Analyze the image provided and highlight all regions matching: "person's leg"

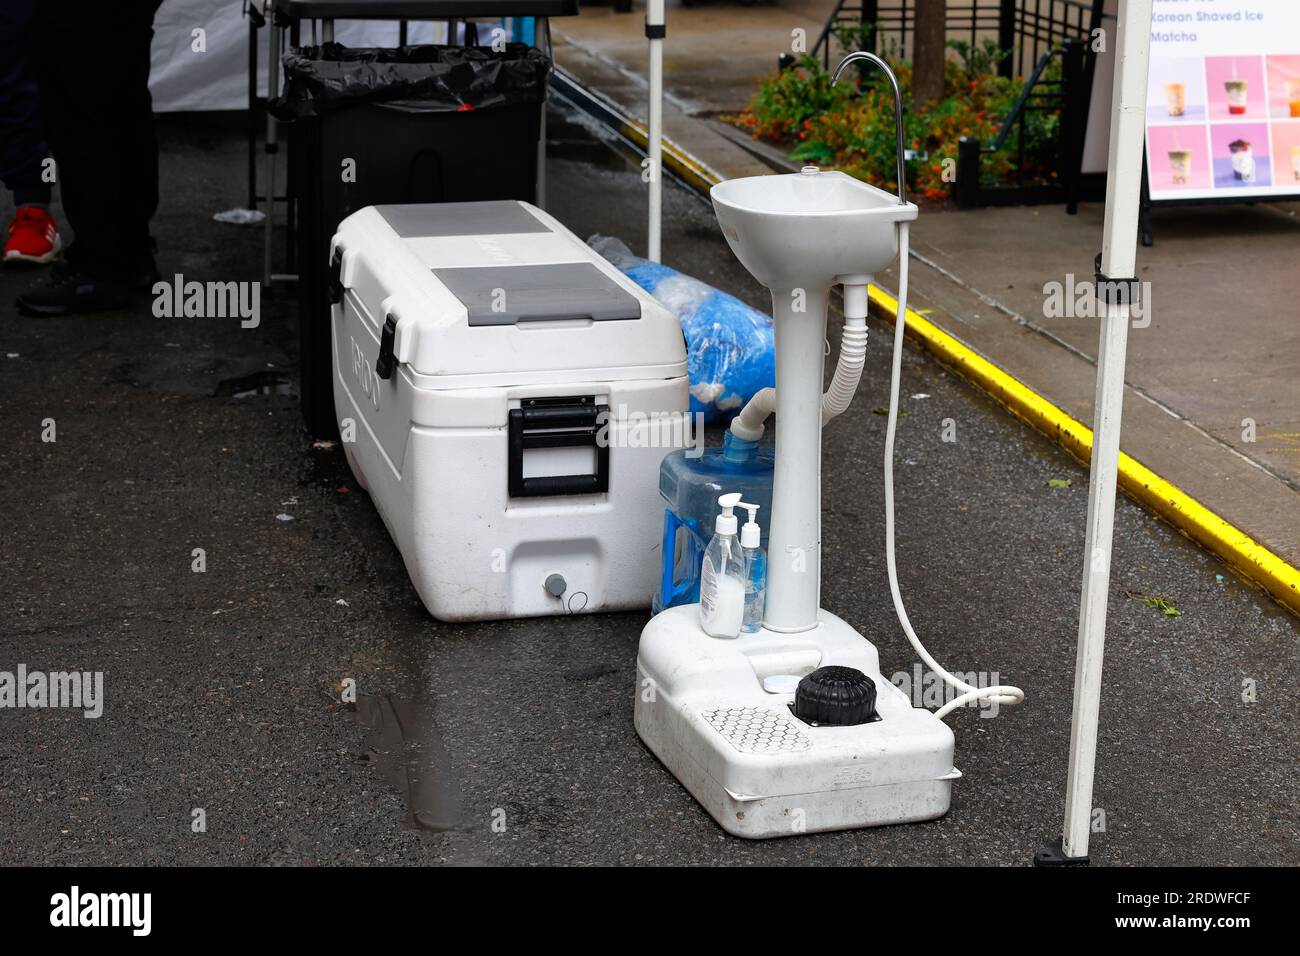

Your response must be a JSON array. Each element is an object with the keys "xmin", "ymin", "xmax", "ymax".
[
  {"xmin": 19, "ymin": 1, "xmax": 161, "ymax": 312},
  {"xmin": 125, "ymin": 2, "xmax": 165, "ymax": 283},
  {"xmin": 0, "ymin": 0, "xmax": 61, "ymax": 265},
  {"xmin": 0, "ymin": 0, "xmax": 49, "ymax": 206},
  {"xmin": 38, "ymin": 1, "xmax": 161, "ymax": 272}
]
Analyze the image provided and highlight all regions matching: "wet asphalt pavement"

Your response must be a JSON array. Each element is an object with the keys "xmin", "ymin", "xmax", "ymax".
[{"xmin": 0, "ymin": 110, "xmax": 1296, "ymax": 867}]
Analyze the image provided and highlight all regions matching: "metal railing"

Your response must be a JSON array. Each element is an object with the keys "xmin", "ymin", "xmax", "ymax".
[
  {"xmin": 814, "ymin": 0, "xmax": 1106, "ymax": 80},
  {"xmin": 812, "ymin": 0, "xmax": 1111, "ymax": 209},
  {"xmin": 953, "ymin": 38, "xmax": 1089, "ymax": 207}
]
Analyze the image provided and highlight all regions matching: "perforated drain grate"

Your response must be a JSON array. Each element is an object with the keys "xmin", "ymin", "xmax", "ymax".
[{"xmin": 701, "ymin": 706, "xmax": 813, "ymax": 755}]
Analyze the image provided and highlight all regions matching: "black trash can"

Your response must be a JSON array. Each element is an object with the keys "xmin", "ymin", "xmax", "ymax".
[{"xmin": 272, "ymin": 42, "xmax": 552, "ymax": 436}]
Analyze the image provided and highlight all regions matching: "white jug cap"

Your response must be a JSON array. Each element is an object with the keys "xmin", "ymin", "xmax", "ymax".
[{"xmin": 762, "ymin": 674, "xmax": 801, "ymax": 695}]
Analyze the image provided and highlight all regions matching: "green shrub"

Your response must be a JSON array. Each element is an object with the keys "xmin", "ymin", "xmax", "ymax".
[
  {"xmin": 733, "ymin": 54, "xmax": 852, "ymax": 144},
  {"xmin": 737, "ymin": 39, "xmax": 1064, "ymax": 200}
]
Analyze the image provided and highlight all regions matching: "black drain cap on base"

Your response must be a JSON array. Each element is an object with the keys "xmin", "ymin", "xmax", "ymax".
[{"xmin": 794, "ymin": 666, "xmax": 878, "ymax": 726}]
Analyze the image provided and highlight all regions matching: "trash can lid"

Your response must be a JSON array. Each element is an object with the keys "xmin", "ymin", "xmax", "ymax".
[{"xmin": 270, "ymin": 42, "xmax": 551, "ymax": 119}]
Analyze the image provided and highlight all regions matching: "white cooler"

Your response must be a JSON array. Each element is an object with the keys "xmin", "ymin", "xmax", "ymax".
[{"xmin": 328, "ymin": 201, "xmax": 690, "ymax": 621}]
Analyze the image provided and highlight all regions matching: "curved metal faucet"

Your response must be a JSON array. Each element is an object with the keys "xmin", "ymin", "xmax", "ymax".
[{"xmin": 831, "ymin": 51, "xmax": 907, "ymax": 206}]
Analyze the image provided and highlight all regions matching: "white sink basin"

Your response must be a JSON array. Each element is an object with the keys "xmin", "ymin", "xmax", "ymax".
[{"xmin": 711, "ymin": 168, "xmax": 917, "ymax": 291}]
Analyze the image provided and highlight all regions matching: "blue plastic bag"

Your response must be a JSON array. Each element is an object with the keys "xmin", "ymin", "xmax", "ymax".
[{"xmin": 589, "ymin": 236, "xmax": 774, "ymax": 422}]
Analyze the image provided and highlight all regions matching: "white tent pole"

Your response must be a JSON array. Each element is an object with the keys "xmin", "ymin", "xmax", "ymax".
[
  {"xmin": 646, "ymin": 0, "xmax": 665, "ymax": 262},
  {"xmin": 1060, "ymin": 0, "xmax": 1153, "ymax": 861}
]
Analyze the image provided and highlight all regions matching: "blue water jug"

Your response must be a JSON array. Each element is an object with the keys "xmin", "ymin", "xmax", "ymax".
[{"xmin": 654, "ymin": 431, "xmax": 775, "ymax": 614}]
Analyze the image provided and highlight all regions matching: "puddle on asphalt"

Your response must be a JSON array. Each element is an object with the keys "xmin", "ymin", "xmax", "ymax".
[
  {"xmin": 213, "ymin": 369, "xmax": 296, "ymax": 399},
  {"xmin": 354, "ymin": 693, "xmax": 464, "ymax": 833}
]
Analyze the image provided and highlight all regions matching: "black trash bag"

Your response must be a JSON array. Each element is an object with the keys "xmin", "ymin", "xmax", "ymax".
[{"xmin": 269, "ymin": 42, "xmax": 551, "ymax": 119}]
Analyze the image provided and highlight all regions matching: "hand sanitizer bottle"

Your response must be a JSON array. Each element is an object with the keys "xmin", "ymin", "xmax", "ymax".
[
  {"xmin": 699, "ymin": 492, "xmax": 746, "ymax": 638},
  {"xmin": 738, "ymin": 502, "xmax": 767, "ymax": 633}
]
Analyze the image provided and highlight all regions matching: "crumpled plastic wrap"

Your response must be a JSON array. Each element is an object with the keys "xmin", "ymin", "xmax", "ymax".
[
  {"xmin": 269, "ymin": 42, "xmax": 551, "ymax": 119},
  {"xmin": 589, "ymin": 235, "xmax": 775, "ymax": 422}
]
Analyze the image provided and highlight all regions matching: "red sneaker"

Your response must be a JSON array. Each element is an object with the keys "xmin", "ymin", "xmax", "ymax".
[{"xmin": 4, "ymin": 206, "xmax": 62, "ymax": 266}]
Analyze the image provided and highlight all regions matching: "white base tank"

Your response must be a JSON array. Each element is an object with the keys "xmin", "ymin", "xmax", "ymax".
[{"xmin": 635, "ymin": 605, "xmax": 958, "ymax": 838}]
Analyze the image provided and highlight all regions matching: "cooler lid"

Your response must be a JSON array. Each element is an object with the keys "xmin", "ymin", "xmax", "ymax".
[
  {"xmin": 432, "ymin": 263, "xmax": 641, "ymax": 326},
  {"xmin": 331, "ymin": 201, "xmax": 688, "ymax": 385}
]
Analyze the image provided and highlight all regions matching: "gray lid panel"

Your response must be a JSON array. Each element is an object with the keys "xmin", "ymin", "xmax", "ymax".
[
  {"xmin": 433, "ymin": 263, "xmax": 642, "ymax": 326},
  {"xmin": 375, "ymin": 201, "xmax": 549, "ymax": 238}
]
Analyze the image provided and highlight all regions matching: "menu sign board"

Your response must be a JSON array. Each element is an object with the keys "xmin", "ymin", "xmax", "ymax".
[{"xmin": 1146, "ymin": 0, "xmax": 1300, "ymax": 201}]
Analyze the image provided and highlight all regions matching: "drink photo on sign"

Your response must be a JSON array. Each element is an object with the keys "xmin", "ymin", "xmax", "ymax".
[
  {"xmin": 1147, "ymin": 56, "xmax": 1206, "ymax": 123},
  {"xmin": 1265, "ymin": 55, "xmax": 1300, "ymax": 118},
  {"xmin": 1211, "ymin": 123, "xmax": 1273, "ymax": 189},
  {"xmin": 1204, "ymin": 55, "xmax": 1266, "ymax": 121},
  {"xmin": 1147, "ymin": 124, "xmax": 1211, "ymax": 191},
  {"xmin": 1268, "ymin": 122, "xmax": 1300, "ymax": 184}
]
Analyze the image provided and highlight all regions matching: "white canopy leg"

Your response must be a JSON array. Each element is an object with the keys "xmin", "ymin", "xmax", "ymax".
[
  {"xmin": 1053, "ymin": 0, "xmax": 1154, "ymax": 864},
  {"xmin": 646, "ymin": 0, "xmax": 665, "ymax": 262}
]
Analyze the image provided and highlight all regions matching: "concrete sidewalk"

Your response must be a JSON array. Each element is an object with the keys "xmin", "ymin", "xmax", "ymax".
[
  {"xmin": 551, "ymin": 1, "xmax": 834, "ymax": 181},
  {"xmin": 553, "ymin": 1, "xmax": 1300, "ymax": 589}
]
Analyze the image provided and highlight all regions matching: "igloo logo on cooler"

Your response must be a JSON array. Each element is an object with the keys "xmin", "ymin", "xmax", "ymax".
[{"xmin": 351, "ymin": 336, "xmax": 382, "ymax": 411}]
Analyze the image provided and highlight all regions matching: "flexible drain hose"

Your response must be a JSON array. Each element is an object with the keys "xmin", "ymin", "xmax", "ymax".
[
  {"xmin": 822, "ymin": 315, "xmax": 868, "ymax": 425},
  {"xmin": 884, "ymin": 222, "xmax": 1025, "ymax": 720},
  {"xmin": 732, "ymin": 306, "xmax": 868, "ymax": 442}
]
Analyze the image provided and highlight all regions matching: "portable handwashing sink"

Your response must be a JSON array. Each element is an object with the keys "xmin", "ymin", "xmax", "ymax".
[
  {"xmin": 711, "ymin": 167, "xmax": 916, "ymax": 290},
  {"xmin": 329, "ymin": 200, "xmax": 690, "ymax": 621},
  {"xmin": 635, "ymin": 52, "xmax": 1020, "ymax": 838},
  {"xmin": 635, "ymin": 159, "xmax": 949, "ymax": 836}
]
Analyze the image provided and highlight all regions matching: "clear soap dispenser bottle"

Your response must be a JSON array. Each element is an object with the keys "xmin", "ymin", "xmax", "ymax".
[
  {"xmin": 738, "ymin": 502, "xmax": 767, "ymax": 633},
  {"xmin": 699, "ymin": 492, "xmax": 746, "ymax": 638}
]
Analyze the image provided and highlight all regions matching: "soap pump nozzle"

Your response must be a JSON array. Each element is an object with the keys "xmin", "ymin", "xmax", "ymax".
[
  {"xmin": 715, "ymin": 492, "xmax": 742, "ymax": 535},
  {"xmin": 739, "ymin": 502, "xmax": 761, "ymax": 549}
]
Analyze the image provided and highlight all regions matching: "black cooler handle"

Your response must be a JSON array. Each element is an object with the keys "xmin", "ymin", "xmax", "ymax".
[{"xmin": 508, "ymin": 397, "xmax": 610, "ymax": 498}]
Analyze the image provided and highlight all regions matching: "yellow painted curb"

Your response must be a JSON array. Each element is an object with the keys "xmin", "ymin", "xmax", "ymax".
[
  {"xmin": 615, "ymin": 118, "xmax": 722, "ymax": 196},
  {"xmin": 866, "ymin": 284, "xmax": 1300, "ymax": 615}
]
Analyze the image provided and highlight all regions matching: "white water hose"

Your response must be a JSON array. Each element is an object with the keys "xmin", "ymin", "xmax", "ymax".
[
  {"xmin": 885, "ymin": 222, "xmax": 1025, "ymax": 720},
  {"xmin": 729, "ymin": 387, "xmax": 775, "ymax": 441}
]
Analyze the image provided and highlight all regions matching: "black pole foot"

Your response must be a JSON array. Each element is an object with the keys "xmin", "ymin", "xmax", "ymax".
[{"xmin": 1034, "ymin": 838, "xmax": 1090, "ymax": 867}]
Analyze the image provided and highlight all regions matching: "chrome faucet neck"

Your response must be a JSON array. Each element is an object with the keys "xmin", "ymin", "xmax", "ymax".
[{"xmin": 831, "ymin": 51, "xmax": 907, "ymax": 207}]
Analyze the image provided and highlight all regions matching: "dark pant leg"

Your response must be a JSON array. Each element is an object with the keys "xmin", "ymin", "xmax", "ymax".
[
  {"xmin": 32, "ymin": 1, "xmax": 163, "ymax": 274},
  {"xmin": 0, "ymin": 0, "xmax": 51, "ymax": 207}
]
